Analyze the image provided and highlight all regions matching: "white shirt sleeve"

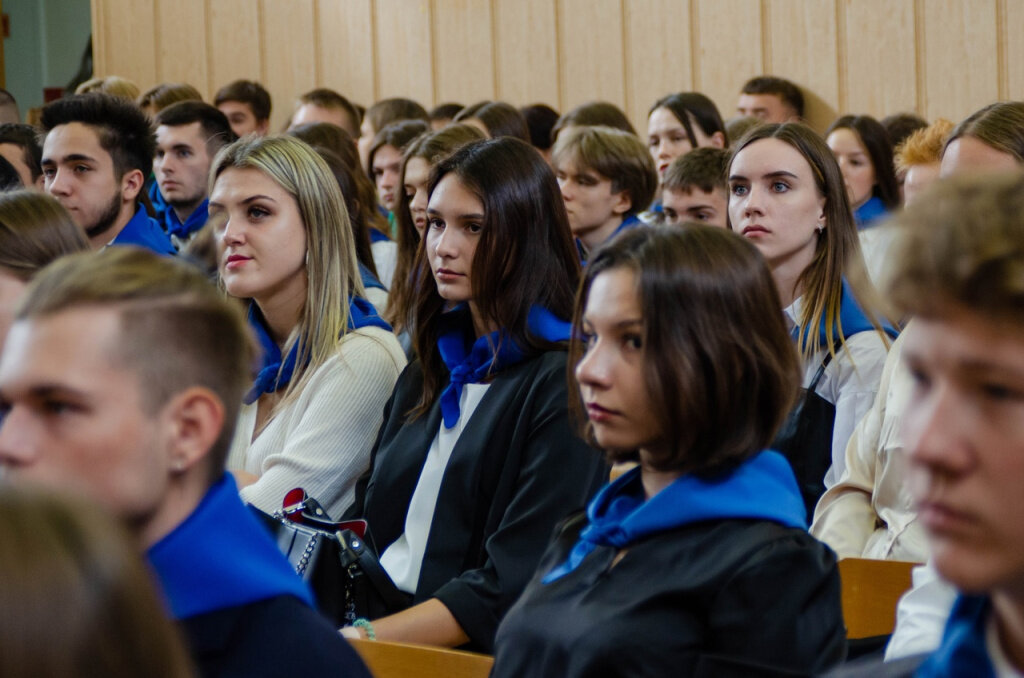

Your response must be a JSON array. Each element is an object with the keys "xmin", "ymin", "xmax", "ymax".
[{"xmin": 885, "ymin": 561, "xmax": 958, "ymax": 661}]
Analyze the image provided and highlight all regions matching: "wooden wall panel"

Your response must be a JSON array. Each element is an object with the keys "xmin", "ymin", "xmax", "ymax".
[
  {"xmin": 94, "ymin": 0, "xmax": 157, "ymax": 89},
  {"xmin": 208, "ymin": 0, "xmax": 263, "ymax": 104},
  {"xmin": 374, "ymin": 0, "xmax": 433, "ymax": 103},
  {"xmin": 623, "ymin": 0, "xmax": 692, "ymax": 136},
  {"xmin": 920, "ymin": 0, "xmax": 999, "ymax": 124},
  {"xmin": 317, "ymin": 0, "xmax": 376, "ymax": 109},
  {"xmin": 493, "ymin": 0, "xmax": 559, "ymax": 109},
  {"xmin": 693, "ymin": 0, "xmax": 762, "ymax": 125},
  {"xmin": 260, "ymin": 0, "xmax": 316, "ymax": 131},
  {"xmin": 432, "ymin": 0, "xmax": 495, "ymax": 106},
  {"xmin": 842, "ymin": 0, "xmax": 917, "ymax": 117},
  {"xmin": 765, "ymin": 0, "xmax": 839, "ymax": 133},
  {"xmin": 1000, "ymin": 0, "xmax": 1024, "ymax": 101},
  {"xmin": 558, "ymin": 0, "xmax": 626, "ymax": 112},
  {"xmin": 155, "ymin": 0, "xmax": 209, "ymax": 94}
]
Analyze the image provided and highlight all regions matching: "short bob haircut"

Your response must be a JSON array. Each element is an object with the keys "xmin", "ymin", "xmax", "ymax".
[
  {"xmin": 0, "ymin": 487, "xmax": 195, "ymax": 678},
  {"xmin": 571, "ymin": 224, "xmax": 800, "ymax": 475},
  {"xmin": 386, "ymin": 124, "xmax": 486, "ymax": 331},
  {"xmin": 551, "ymin": 125, "xmax": 658, "ymax": 218},
  {"xmin": 412, "ymin": 137, "xmax": 580, "ymax": 415},
  {"xmin": 729, "ymin": 123, "xmax": 885, "ymax": 362},
  {"xmin": 649, "ymin": 92, "xmax": 729, "ymax": 150},
  {"xmin": 943, "ymin": 101, "xmax": 1024, "ymax": 163},
  {"xmin": 887, "ymin": 171, "xmax": 1024, "ymax": 327},
  {"xmin": 826, "ymin": 114, "xmax": 900, "ymax": 210},
  {"xmin": 0, "ymin": 190, "xmax": 89, "ymax": 280},
  {"xmin": 210, "ymin": 135, "xmax": 365, "ymax": 416},
  {"xmin": 550, "ymin": 101, "xmax": 636, "ymax": 144}
]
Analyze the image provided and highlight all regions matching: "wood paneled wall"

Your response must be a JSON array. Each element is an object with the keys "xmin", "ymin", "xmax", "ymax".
[{"xmin": 92, "ymin": 0, "xmax": 1023, "ymax": 134}]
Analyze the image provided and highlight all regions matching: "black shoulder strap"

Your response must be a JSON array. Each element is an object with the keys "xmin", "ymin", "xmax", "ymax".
[{"xmin": 808, "ymin": 352, "xmax": 834, "ymax": 391}]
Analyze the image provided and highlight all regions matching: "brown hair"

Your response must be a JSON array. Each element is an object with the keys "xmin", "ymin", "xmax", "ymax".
[
  {"xmin": 213, "ymin": 79, "xmax": 272, "ymax": 122},
  {"xmin": 550, "ymin": 101, "xmax": 636, "ymax": 144},
  {"xmin": 16, "ymin": 247, "xmax": 253, "ymax": 478},
  {"xmin": 295, "ymin": 88, "xmax": 360, "ymax": 135},
  {"xmin": 385, "ymin": 124, "xmax": 486, "ymax": 332},
  {"xmin": 0, "ymin": 190, "xmax": 89, "ymax": 280},
  {"xmin": 367, "ymin": 119, "xmax": 431, "ymax": 182},
  {"xmin": 364, "ymin": 97, "xmax": 428, "ymax": 136},
  {"xmin": 886, "ymin": 171, "xmax": 1024, "ymax": 326},
  {"xmin": 572, "ymin": 225, "xmax": 799, "ymax": 475},
  {"xmin": 944, "ymin": 101, "xmax": 1024, "ymax": 162},
  {"xmin": 136, "ymin": 82, "xmax": 203, "ymax": 115},
  {"xmin": 0, "ymin": 487, "xmax": 195, "ymax": 678},
  {"xmin": 662, "ymin": 146, "xmax": 729, "ymax": 195}
]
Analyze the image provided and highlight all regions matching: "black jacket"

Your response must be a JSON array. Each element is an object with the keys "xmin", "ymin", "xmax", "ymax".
[{"xmin": 348, "ymin": 350, "xmax": 608, "ymax": 651}]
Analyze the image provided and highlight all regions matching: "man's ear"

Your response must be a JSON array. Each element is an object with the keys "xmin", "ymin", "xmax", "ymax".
[
  {"xmin": 709, "ymin": 131, "xmax": 727, "ymax": 149},
  {"xmin": 256, "ymin": 119, "xmax": 270, "ymax": 136},
  {"xmin": 611, "ymin": 190, "xmax": 632, "ymax": 217},
  {"xmin": 120, "ymin": 168, "xmax": 145, "ymax": 203},
  {"xmin": 163, "ymin": 387, "xmax": 225, "ymax": 475}
]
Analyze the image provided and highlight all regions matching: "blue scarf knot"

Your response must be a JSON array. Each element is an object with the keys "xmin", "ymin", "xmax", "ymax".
[
  {"xmin": 244, "ymin": 296, "xmax": 392, "ymax": 404},
  {"xmin": 543, "ymin": 450, "xmax": 807, "ymax": 583},
  {"xmin": 916, "ymin": 595, "xmax": 996, "ymax": 678},
  {"xmin": 163, "ymin": 198, "xmax": 208, "ymax": 240},
  {"xmin": 437, "ymin": 304, "xmax": 571, "ymax": 429}
]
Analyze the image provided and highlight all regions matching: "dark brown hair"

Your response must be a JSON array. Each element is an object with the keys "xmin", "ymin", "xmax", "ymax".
[
  {"xmin": 826, "ymin": 114, "xmax": 900, "ymax": 210},
  {"xmin": 214, "ymin": 79, "xmax": 272, "ymax": 121},
  {"xmin": 310, "ymin": 145, "xmax": 378, "ymax": 279},
  {"xmin": 572, "ymin": 225, "xmax": 799, "ymax": 475},
  {"xmin": 365, "ymin": 97, "xmax": 428, "ymax": 136},
  {"xmin": 551, "ymin": 101, "xmax": 636, "ymax": 144},
  {"xmin": 464, "ymin": 101, "xmax": 530, "ymax": 142},
  {"xmin": 649, "ymin": 92, "xmax": 729, "ymax": 150},
  {"xmin": 411, "ymin": 137, "xmax": 580, "ymax": 416},
  {"xmin": 367, "ymin": 119, "xmax": 431, "ymax": 183},
  {"xmin": 741, "ymin": 76, "xmax": 805, "ymax": 119}
]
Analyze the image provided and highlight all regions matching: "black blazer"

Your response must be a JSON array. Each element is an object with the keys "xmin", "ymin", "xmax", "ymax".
[{"xmin": 348, "ymin": 350, "xmax": 607, "ymax": 651}]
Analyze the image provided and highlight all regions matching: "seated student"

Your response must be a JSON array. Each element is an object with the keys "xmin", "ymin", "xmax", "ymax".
[
  {"xmin": 212, "ymin": 136, "xmax": 406, "ymax": 519},
  {"xmin": 0, "ymin": 248, "xmax": 370, "ymax": 678},
  {"xmin": 551, "ymin": 125, "xmax": 658, "ymax": 259},
  {"xmin": 828, "ymin": 171, "xmax": 1024, "ymax": 678},
  {"xmin": 826, "ymin": 115, "xmax": 900, "ymax": 228},
  {"xmin": 728, "ymin": 123, "xmax": 895, "ymax": 517},
  {"xmin": 153, "ymin": 101, "xmax": 236, "ymax": 249},
  {"xmin": 0, "ymin": 123, "xmax": 44, "ymax": 190},
  {"xmin": 39, "ymin": 93, "xmax": 176, "ymax": 255},
  {"xmin": 340, "ymin": 137, "xmax": 608, "ymax": 650},
  {"xmin": 736, "ymin": 75, "xmax": 804, "ymax": 123},
  {"xmin": 357, "ymin": 97, "xmax": 428, "ymax": 171},
  {"xmin": 491, "ymin": 225, "xmax": 846, "ymax": 677},
  {"xmin": 428, "ymin": 102, "xmax": 463, "ymax": 130},
  {"xmin": 660, "ymin": 147, "xmax": 729, "ymax": 228},
  {"xmin": 0, "ymin": 190, "xmax": 89, "ymax": 351},
  {"xmin": 896, "ymin": 118, "xmax": 954, "ymax": 207},
  {"xmin": 214, "ymin": 79, "xmax": 272, "ymax": 138},
  {"xmin": 0, "ymin": 487, "xmax": 196, "ymax": 678},
  {"xmin": 288, "ymin": 88, "xmax": 361, "ymax": 138},
  {"xmin": 647, "ymin": 92, "xmax": 728, "ymax": 182},
  {"xmin": 385, "ymin": 124, "xmax": 486, "ymax": 346}
]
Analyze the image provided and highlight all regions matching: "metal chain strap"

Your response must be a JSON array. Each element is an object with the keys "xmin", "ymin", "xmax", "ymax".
[{"xmin": 294, "ymin": 532, "xmax": 319, "ymax": 575}]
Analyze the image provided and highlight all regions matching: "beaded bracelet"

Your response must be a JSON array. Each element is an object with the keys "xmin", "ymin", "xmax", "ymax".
[{"xmin": 352, "ymin": 617, "xmax": 376, "ymax": 640}]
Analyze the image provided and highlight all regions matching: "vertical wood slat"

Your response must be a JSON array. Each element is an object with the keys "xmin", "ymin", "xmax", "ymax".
[
  {"xmin": 432, "ymin": 0, "xmax": 495, "ymax": 106},
  {"xmin": 207, "ymin": 0, "xmax": 263, "ymax": 105},
  {"xmin": 557, "ymin": 0, "xmax": 626, "ymax": 113},
  {"xmin": 374, "ymin": 0, "xmax": 433, "ymax": 103},
  {"xmin": 260, "ymin": 0, "xmax": 317, "ymax": 131},
  {"xmin": 96, "ymin": 0, "xmax": 158, "ymax": 90},
  {"xmin": 842, "ymin": 0, "xmax": 917, "ymax": 117},
  {"xmin": 693, "ymin": 0, "xmax": 763, "ymax": 127},
  {"xmin": 623, "ymin": 0, "xmax": 693, "ymax": 136},
  {"xmin": 1005, "ymin": 0, "xmax": 1024, "ymax": 100},
  {"xmin": 155, "ymin": 0, "xmax": 209, "ymax": 95},
  {"xmin": 493, "ymin": 0, "xmax": 559, "ymax": 110},
  {"xmin": 765, "ymin": 0, "xmax": 839, "ymax": 133},
  {"xmin": 317, "ymin": 0, "xmax": 376, "ymax": 109}
]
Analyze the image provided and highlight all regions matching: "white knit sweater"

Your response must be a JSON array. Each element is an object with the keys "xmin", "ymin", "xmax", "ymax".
[{"xmin": 228, "ymin": 326, "xmax": 406, "ymax": 518}]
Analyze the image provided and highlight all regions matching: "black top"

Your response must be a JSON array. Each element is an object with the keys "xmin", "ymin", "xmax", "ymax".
[
  {"xmin": 491, "ymin": 513, "xmax": 847, "ymax": 677},
  {"xmin": 181, "ymin": 594, "xmax": 371, "ymax": 678},
  {"xmin": 348, "ymin": 350, "xmax": 608, "ymax": 651}
]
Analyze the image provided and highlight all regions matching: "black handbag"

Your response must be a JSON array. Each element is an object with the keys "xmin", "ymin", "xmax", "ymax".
[{"xmin": 250, "ymin": 488, "xmax": 407, "ymax": 626}]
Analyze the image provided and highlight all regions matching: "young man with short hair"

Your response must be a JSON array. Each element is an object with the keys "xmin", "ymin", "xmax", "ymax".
[
  {"xmin": 0, "ymin": 247, "xmax": 370, "ymax": 678},
  {"xmin": 39, "ymin": 93, "xmax": 176, "ymax": 254},
  {"xmin": 551, "ymin": 125, "xmax": 657, "ymax": 258},
  {"xmin": 154, "ymin": 101, "xmax": 236, "ymax": 248},
  {"xmin": 214, "ymin": 79, "xmax": 272, "ymax": 138},
  {"xmin": 736, "ymin": 75, "xmax": 804, "ymax": 123},
  {"xmin": 660, "ymin": 147, "xmax": 729, "ymax": 228},
  {"xmin": 289, "ymin": 88, "xmax": 361, "ymax": 138}
]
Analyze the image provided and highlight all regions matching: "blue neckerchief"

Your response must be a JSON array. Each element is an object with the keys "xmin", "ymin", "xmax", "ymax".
[
  {"xmin": 794, "ymin": 279, "xmax": 899, "ymax": 351},
  {"xmin": 576, "ymin": 214, "xmax": 645, "ymax": 266},
  {"xmin": 369, "ymin": 227, "xmax": 391, "ymax": 244},
  {"xmin": 163, "ymin": 198, "xmax": 208, "ymax": 240},
  {"xmin": 111, "ymin": 207, "xmax": 178, "ymax": 256},
  {"xmin": 244, "ymin": 296, "xmax": 392, "ymax": 404},
  {"xmin": 854, "ymin": 195, "xmax": 888, "ymax": 230},
  {"xmin": 543, "ymin": 450, "xmax": 806, "ymax": 583},
  {"xmin": 147, "ymin": 474, "xmax": 314, "ymax": 619},
  {"xmin": 916, "ymin": 595, "xmax": 996, "ymax": 678},
  {"xmin": 359, "ymin": 262, "xmax": 387, "ymax": 292},
  {"xmin": 148, "ymin": 176, "xmax": 168, "ymax": 222},
  {"xmin": 437, "ymin": 304, "xmax": 570, "ymax": 428}
]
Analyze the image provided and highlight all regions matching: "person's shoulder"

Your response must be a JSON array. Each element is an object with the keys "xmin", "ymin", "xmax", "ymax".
[{"xmin": 184, "ymin": 595, "xmax": 372, "ymax": 677}]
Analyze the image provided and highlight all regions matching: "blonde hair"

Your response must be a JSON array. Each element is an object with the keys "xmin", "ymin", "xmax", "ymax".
[
  {"xmin": 895, "ymin": 118, "xmax": 954, "ymax": 173},
  {"xmin": 74, "ymin": 76, "xmax": 141, "ymax": 102},
  {"xmin": 211, "ymin": 135, "xmax": 365, "ymax": 413}
]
